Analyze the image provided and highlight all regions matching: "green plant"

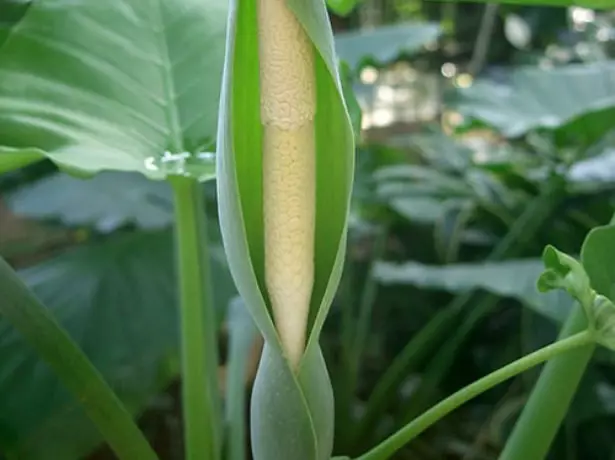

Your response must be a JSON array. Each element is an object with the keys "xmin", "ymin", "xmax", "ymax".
[{"xmin": 3, "ymin": 1, "xmax": 615, "ymax": 460}]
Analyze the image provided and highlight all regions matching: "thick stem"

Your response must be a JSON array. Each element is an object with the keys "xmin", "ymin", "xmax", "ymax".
[
  {"xmin": 499, "ymin": 306, "xmax": 595, "ymax": 460},
  {"xmin": 356, "ymin": 330, "xmax": 594, "ymax": 460},
  {"xmin": 171, "ymin": 176, "xmax": 221, "ymax": 460}
]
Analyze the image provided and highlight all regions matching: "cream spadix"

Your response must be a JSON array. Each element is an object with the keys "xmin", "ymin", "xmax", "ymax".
[{"xmin": 258, "ymin": 0, "xmax": 316, "ymax": 368}]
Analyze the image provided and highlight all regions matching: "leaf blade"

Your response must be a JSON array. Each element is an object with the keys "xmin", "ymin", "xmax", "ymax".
[
  {"xmin": 0, "ymin": 255, "xmax": 157, "ymax": 460},
  {"xmin": 0, "ymin": 0, "xmax": 226, "ymax": 178}
]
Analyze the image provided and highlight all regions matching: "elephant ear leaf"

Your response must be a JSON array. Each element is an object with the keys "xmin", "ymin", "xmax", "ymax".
[
  {"xmin": 215, "ymin": 0, "xmax": 354, "ymax": 459},
  {"xmin": 0, "ymin": 0, "xmax": 226, "ymax": 179}
]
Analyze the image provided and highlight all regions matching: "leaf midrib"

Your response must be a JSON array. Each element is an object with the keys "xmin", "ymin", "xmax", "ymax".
[{"xmin": 149, "ymin": 0, "xmax": 184, "ymax": 153}]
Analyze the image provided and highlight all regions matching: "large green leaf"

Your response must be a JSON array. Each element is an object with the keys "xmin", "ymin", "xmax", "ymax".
[
  {"xmin": 452, "ymin": 61, "xmax": 615, "ymax": 140},
  {"xmin": 0, "ymin": 230, "xmax": 235, "ymax": 459},
  {"xmin": 216, "ymin": 0, "xmax": 354, "ymax": 458},
  {"xmin": 0, "ymin": 0, "xmax": 226, "ymax": 178},
  {"xmin": 334, "ymin": 22, "xmax": 441, "ymax": 71},
  {"xmin": 374, "ymin": 259, "xmax": 573, "ymax": 322},
  {"xmin": 6, "ymin": 171, "xmax": 175, "ymax": 232}
]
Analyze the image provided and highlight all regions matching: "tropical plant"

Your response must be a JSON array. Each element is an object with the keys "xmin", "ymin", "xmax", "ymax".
[{"xmin": 2, "ymin": 1, "xmax": 615, "ymax": 460}]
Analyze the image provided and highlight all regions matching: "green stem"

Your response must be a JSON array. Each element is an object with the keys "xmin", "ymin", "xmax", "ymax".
[
  {"xmin": 499, "ymin": 306, "xmax": 595, "ymax": 460},
  {"xmin": 398, "ymin": 294, "xmax": 498, "ymax": 422},
  {"xmin": 336, "ymin": 227, "xmax": 388, "ymax": 449},
  {"xmin": 354, "ymin": 182, "xmax": 563, "ymax": 448},
  {"xmin": 0, "ymin": 257, "xmax": 158, "ymax": 460},
  {"xmin": 467, "ymin": 3, "xmax": 499, "ymax": 77},
  {"xmin": 171, "ymin": 176, "xmax": 221, "ymax": 460},
  {"xmin": 352, "ymin": 300, "xmax": 461, "ymax": 445},
  {"xmin": 350, "ymin": 225, "xmax": 389, "ymax": 390},
  {"xmin": 356, "ymin": 330, "xmax": 594, "ymax": 460}
]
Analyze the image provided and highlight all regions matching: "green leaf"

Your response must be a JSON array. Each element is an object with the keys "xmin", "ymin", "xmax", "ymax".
[
  {"xmin": 216, "ymin": 1, "xmax": 354, "ymax": 458},
  {"xmin": 326, "ymin": 0, "xmax": 361, "ymax": 16},
  {"xmin": 334, "ymin": 22, "xmax": 441, "ymax": 71},
  {"xmin": 0, "ymin": 230, "xmax": 235, "ymax": 458},
  {"xmin": 0, "ymin": 236, "xmax": 166, "ymax": 460},
  {"xmin": 0, "ymin": 146, "xmax": 45, "ymax": 173},
  {"xmin": 537, "ymin": 239, "xmax": 615, "ymax": 350},
  {"xmin": 453, "ymin": 62, "xmax": 615, "ymax": 141},
  {"xmin": 538, "ymin": 246, "xmax": 592, "ymax": 305},
  {"xmin": 567, "ymin": 145, "xmax": 615, "ymax": 192},
  {"xmin": 6, "ymin": 171, "xmax": 174, "ymax": 232},
  {"xmin": 428, "ymin": 0, "xmax": 615, "ymax": 10},
  {"xmin": 581, "ymin": 225, "xmax": 615, "ymax": 349},
  {"xmin": 0, "ymin": 0, "xmax": 226, "ymax": 179},
  {"xmin": 581, "ymin": 225, "xmax": 615, "ymax": 302},
  {"xmin": 374, "ymin": 259, "xmax": 573, "ymax": 322}
]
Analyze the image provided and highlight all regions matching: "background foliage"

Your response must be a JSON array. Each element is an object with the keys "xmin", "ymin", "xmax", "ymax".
[{"xmin": 2, "ymin": 0, "xmax": 615, "ymax": 459}]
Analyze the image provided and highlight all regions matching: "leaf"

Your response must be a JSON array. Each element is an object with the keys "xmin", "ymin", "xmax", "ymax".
[
  {"xmin": 406, "ymin": 131, "xmax": 473, "ymax": 173},
  {"xmin": 0, "ymin": 146, "xmax": 45, "ymax": 173},
  {"xmin": 538, "ymin": 246, "xmax": 592, "ymax": 305},
  {"xmin": 0, "ymin": 0, "xmax": 226, "ymax": 179},
  {"xmin": 537, "ymin": 239, "xmax": 615, "ymax": 350},
  {"xmin": 0, "ymin": 229, "xmax": 235, "ymax": 458},
  {"xmin": 6, "ymin": 171, "xmax": 175, "ymax": 232},
  {"xmin": 334, "ymin": 22, "xmax": 441, "ymax": 71},
  {"xmin": 566, "ymin": 141, "xmax": 615, "ymax": 190},
  {"xmin": 326, "ymin": 0, "xmax": 361, "ymax": 16},
  {"xmin": 387, "ymin": 196, "xmax": 451, "ymax": 224},
  {"xmin": 428, "ymin": 0, "xmax": 615, "ymax": 11},
  {"xmin": 374, "ymin": 259, "xmax": 573, "ymax": 322},
  {"xmin": 581, "ymin": 225, "xmax": 615, "ymax": 349},
  {"xmin": 216, "ymin": 1, "xmax": 354, "ymax": 458},
  {"xmin": 374, "ymin": 164, "xmax": 472, "ymax": 197},
  {"xmin": 581, "ymin": 225, "xmax": 615, "ymax": 302},
  {"xmin": 452, "ymin": 62, "xmax": 615, "ymax": 140}
]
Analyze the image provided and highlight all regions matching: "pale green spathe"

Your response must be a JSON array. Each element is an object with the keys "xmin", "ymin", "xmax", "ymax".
[{"xmin": 216, "ymin": 0, "xmax": 355, "ymax": 458}]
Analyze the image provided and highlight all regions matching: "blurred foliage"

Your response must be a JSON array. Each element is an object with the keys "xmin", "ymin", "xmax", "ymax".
[{"xmin": 2, "ymin": 1, "xmax": 615, "ymax": 460}]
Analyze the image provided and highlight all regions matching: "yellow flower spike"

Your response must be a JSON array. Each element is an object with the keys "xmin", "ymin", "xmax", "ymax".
[{"xmin": 258, "ymin": 0, "xmax": 316, "ymax": 368}]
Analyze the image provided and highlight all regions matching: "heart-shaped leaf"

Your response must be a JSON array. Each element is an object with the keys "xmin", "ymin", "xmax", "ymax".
[
  {"xmin": 453, "ymin": 62, "xmax": 615, "ymax": 142},
  {"xmin": 0, "ymin": 0, "xmax": 226, "ymax": 179}
]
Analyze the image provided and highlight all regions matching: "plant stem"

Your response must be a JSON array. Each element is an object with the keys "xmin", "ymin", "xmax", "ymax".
[
  {"xmin": 171, "ymin": 176, "xmax": 221, "ymax": 460},
  {"xmin": 0, "ymin": 257, "xmax": 158, "ymax": 460},
  {"xmin": 499, "ymin": 306, "xmax": 595, "ymax": 460},
  {"xmin": 350, "ymin": 225, "xmax": 389, "ymax": 393},
  {"xmin": 356, "ymin": 330, "xmax": 594, "ymax": 460},
  {"xmin": 468, "ymin": 3, "xmax": 499, "ymax": 77},
  {"xmin": 354, "ymin": 181, "xmax": 563, "ymax": 448},
  {"xmin": 336, "ymin": 226, "xmax": 388, "ymax": 449},
  {"xmin": 398, "ymin": 294, "xmax": 498, "ymax": 422}
]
